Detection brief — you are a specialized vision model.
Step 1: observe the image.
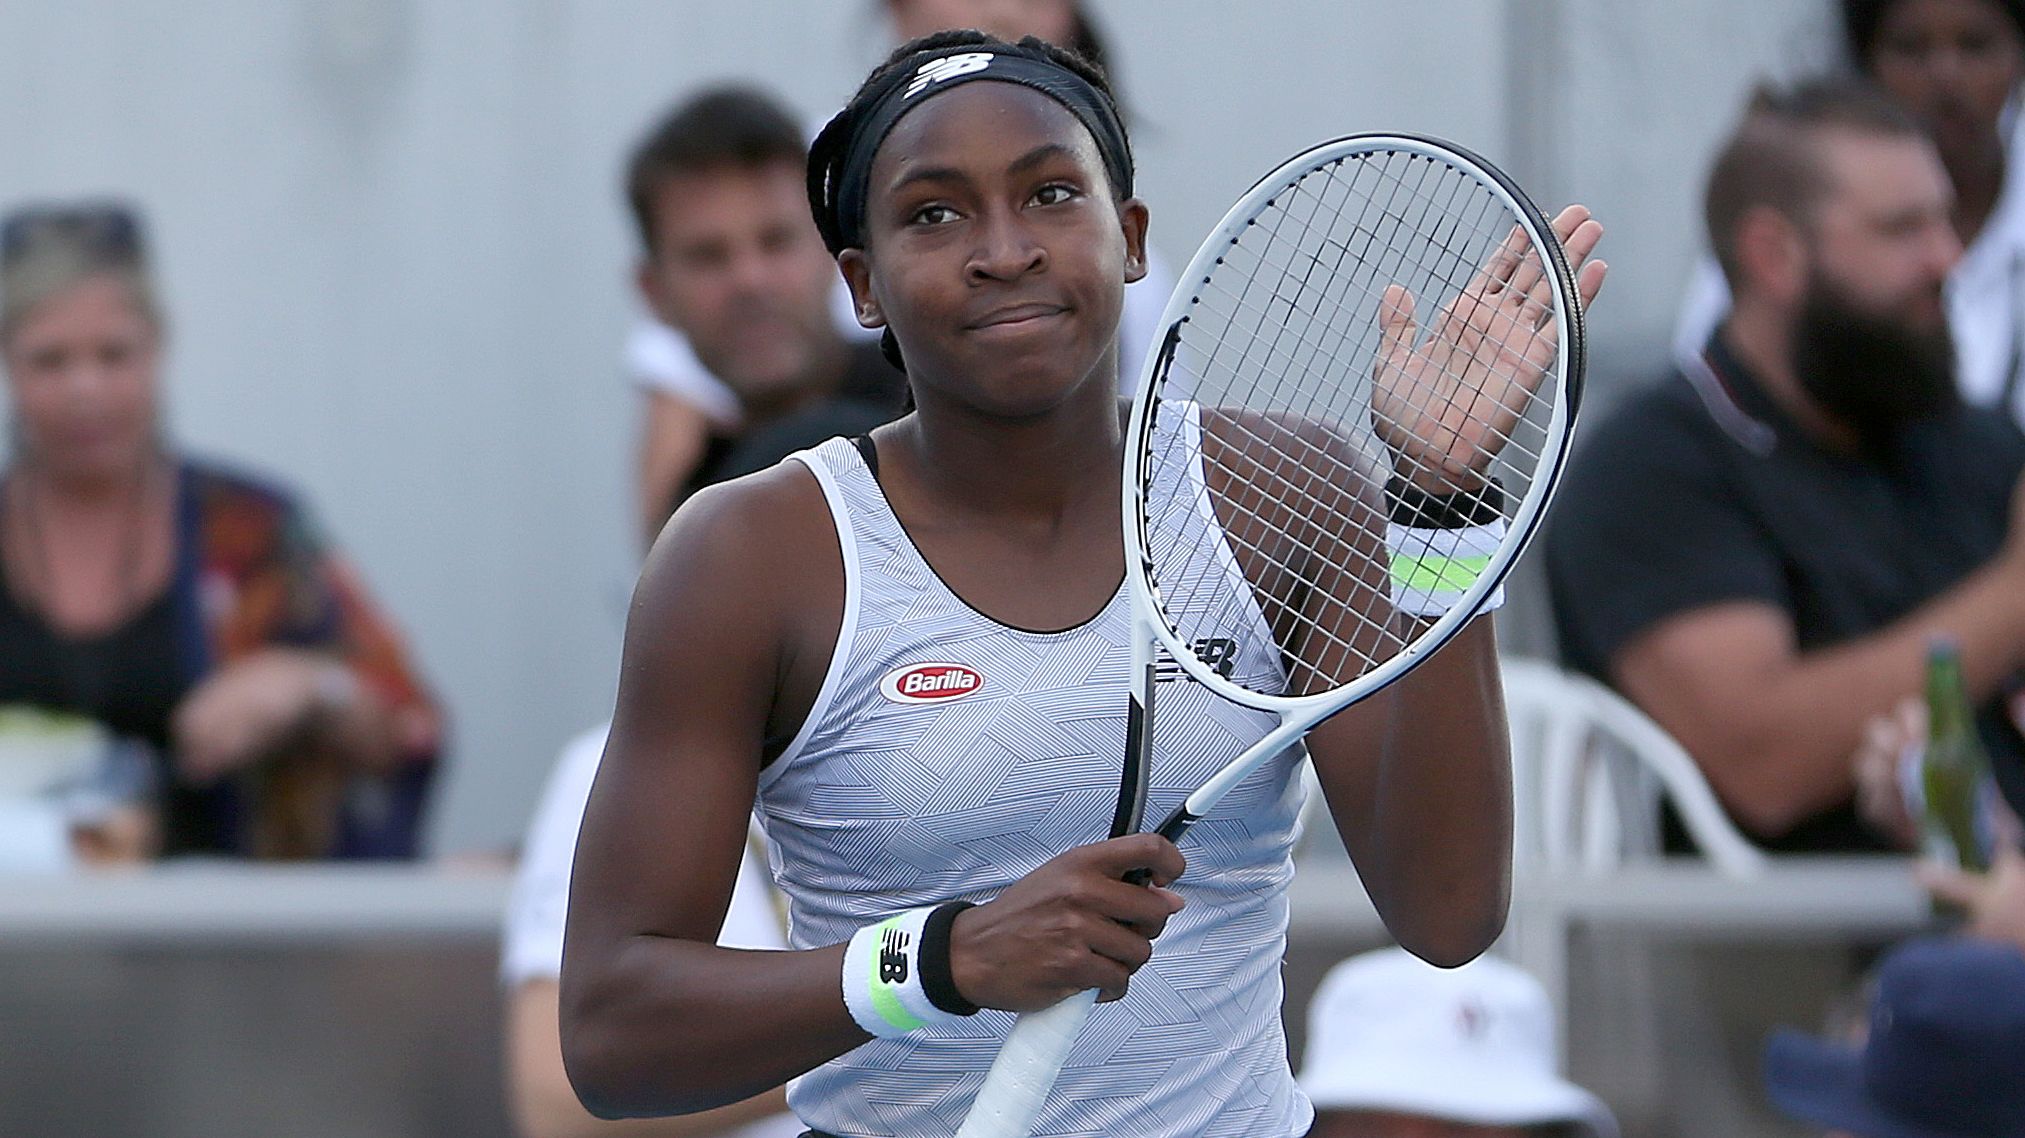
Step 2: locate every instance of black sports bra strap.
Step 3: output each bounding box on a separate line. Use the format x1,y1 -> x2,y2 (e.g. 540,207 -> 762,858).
852,434 -> 880,481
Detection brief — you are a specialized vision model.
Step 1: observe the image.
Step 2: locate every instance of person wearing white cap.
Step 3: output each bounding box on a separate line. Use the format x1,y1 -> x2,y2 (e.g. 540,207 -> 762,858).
1297,948 -> 1619,1138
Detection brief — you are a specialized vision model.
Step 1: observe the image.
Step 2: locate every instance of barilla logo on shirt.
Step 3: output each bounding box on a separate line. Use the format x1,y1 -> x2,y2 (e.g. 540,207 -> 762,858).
879,662 -> 986,705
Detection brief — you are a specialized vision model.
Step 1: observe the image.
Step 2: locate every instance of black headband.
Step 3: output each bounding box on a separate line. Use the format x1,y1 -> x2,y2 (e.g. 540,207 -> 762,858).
817,42 -> 1133,253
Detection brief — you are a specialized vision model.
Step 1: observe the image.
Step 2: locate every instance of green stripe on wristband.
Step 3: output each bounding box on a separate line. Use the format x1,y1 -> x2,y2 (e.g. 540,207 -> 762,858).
868,916 -> 925,1033
1389,552 -> 1492,594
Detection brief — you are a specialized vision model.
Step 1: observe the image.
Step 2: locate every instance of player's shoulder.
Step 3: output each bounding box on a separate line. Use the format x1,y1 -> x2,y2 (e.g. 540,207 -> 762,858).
638,455 -> 836,617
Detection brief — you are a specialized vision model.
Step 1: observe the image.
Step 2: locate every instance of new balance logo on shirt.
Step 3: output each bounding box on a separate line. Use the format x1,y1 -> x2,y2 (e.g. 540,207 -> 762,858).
1155,637 -> 1241,681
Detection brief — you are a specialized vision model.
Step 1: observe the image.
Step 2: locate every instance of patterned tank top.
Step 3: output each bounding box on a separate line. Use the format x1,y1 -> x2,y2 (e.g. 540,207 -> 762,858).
761,408 -> 1313,1138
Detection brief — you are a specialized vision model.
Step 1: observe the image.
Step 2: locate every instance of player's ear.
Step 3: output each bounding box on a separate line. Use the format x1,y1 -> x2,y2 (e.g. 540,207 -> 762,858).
1118,197 -> 1150,285
838,249 -> 886,329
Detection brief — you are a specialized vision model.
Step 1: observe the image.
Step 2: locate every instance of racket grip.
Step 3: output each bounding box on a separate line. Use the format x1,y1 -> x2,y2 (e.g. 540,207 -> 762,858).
954,989 -> 1098,1138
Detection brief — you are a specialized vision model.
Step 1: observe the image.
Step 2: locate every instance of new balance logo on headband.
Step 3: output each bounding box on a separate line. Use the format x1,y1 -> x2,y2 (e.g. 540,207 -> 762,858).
906,52 -> 994,98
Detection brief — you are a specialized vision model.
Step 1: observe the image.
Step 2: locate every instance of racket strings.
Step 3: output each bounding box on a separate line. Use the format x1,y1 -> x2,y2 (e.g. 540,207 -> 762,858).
1141,149 -> 1567,697
1182,180 -> 1547,481
1202,159 -> 1549,462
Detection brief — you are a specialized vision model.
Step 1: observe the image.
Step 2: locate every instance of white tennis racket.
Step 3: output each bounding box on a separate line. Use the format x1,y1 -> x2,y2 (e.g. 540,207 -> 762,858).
954,132 -> 1589,1138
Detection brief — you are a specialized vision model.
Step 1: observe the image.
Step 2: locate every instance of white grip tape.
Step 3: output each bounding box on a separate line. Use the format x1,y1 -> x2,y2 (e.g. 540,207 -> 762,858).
954,989 -> 1097,1138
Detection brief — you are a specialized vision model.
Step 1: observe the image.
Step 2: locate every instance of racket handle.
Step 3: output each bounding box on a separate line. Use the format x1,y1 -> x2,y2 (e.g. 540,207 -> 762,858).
954,989 -> 1098,1138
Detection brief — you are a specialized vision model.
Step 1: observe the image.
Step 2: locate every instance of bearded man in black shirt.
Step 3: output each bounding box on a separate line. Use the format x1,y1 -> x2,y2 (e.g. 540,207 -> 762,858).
1548,78 -> 2025,853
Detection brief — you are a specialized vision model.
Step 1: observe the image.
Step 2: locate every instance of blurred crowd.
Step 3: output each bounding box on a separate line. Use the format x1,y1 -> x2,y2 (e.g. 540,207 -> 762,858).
7,0 -> 2025,1136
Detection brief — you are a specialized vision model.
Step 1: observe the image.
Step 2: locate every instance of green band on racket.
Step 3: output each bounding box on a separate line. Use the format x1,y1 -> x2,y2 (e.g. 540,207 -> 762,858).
869,916 -> 926,1033
1389,553 -> 1492,594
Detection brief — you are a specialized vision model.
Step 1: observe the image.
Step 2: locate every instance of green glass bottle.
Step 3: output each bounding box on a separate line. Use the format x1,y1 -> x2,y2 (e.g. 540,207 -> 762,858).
1922,639 -> 1990,874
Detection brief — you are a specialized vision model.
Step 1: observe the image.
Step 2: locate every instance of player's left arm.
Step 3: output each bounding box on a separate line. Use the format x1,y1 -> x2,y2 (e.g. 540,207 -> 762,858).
1199,402 -> 1511,966
1268,419 -> 1510,967
1304,618 -> 1511,967
1304,205 -> 1604,964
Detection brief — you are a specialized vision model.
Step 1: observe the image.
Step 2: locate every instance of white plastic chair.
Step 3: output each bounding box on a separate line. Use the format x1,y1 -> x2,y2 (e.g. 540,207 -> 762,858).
1502,657 -> 1766,879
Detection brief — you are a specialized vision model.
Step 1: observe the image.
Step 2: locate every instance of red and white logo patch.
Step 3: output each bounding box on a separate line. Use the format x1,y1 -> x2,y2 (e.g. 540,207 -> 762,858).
879,662 -> 986,705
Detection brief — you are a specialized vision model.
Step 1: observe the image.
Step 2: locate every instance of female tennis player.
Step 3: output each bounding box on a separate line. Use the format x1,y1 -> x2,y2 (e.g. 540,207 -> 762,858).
562,31 -> 1605,1138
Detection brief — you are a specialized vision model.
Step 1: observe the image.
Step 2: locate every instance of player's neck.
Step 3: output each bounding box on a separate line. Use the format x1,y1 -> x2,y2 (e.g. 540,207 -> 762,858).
895,379 -> 1123,521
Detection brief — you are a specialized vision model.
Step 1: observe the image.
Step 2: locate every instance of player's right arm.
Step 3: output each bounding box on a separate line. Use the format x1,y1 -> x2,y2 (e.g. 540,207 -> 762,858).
564,466 -> 849,1119
560,463 -> 1183,1120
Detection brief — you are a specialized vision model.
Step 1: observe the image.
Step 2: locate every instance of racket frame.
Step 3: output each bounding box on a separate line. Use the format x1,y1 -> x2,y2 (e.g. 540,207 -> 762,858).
957,131 -> 1586,1138
1127,131 -> 1584,722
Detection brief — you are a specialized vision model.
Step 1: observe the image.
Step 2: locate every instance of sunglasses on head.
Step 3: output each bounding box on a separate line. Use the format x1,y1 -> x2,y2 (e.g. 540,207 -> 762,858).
0,202 -> 146,267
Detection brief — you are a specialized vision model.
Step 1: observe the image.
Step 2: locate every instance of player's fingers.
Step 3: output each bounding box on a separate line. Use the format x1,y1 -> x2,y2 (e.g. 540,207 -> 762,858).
1896,698 -> 1928,737
1577,259 -> 1608,311
1377,284 -> 1417,361
1082,918 -> 1156,973
1519,219 -> 1603,328
1504,241 -> 1549,305
1084,833 -> 1186,887
1070,952 -> 1134,1003
1556,214 -> 1604,266
1548,203 -> 1594,247
1860,712 -> 1897,753
1084,880 -> 1183,939
1475,224 -> 1527,293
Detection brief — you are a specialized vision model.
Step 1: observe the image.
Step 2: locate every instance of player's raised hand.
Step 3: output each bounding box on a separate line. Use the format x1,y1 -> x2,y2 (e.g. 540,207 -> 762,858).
949,834 -> 1186,1011
1372,203 -> 1605,493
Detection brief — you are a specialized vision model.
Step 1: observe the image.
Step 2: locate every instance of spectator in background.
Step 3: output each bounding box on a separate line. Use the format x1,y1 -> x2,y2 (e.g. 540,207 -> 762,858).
1297,948 -> 1618,1138
0,202 -> 440,860
1926,844 -> 2025,949
1545,79 -> 2025,853
501,728 -> 797,1138
1677,0 -> 2025,426
1762,936 -> 2025,1137
500,83 -> 906,1138
627,87 -> 907,543
881,0 -> 1101,71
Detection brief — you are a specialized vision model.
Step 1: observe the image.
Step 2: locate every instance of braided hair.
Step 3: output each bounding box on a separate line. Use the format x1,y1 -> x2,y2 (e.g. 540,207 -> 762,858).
807,30 -> 1131,373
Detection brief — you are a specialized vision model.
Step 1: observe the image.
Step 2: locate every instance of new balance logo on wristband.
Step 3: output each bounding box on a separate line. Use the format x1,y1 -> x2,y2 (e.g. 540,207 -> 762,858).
879,928 -> 911,985
843,905 -> 976,1040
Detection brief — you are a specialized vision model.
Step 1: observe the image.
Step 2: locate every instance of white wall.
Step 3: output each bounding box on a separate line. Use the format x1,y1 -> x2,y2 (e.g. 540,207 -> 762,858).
0,0 -> 1838,853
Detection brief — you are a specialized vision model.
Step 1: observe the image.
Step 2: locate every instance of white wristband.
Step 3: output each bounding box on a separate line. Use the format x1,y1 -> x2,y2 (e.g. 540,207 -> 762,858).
841,906 -> 969,1038
1386,521 -> 1507,618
